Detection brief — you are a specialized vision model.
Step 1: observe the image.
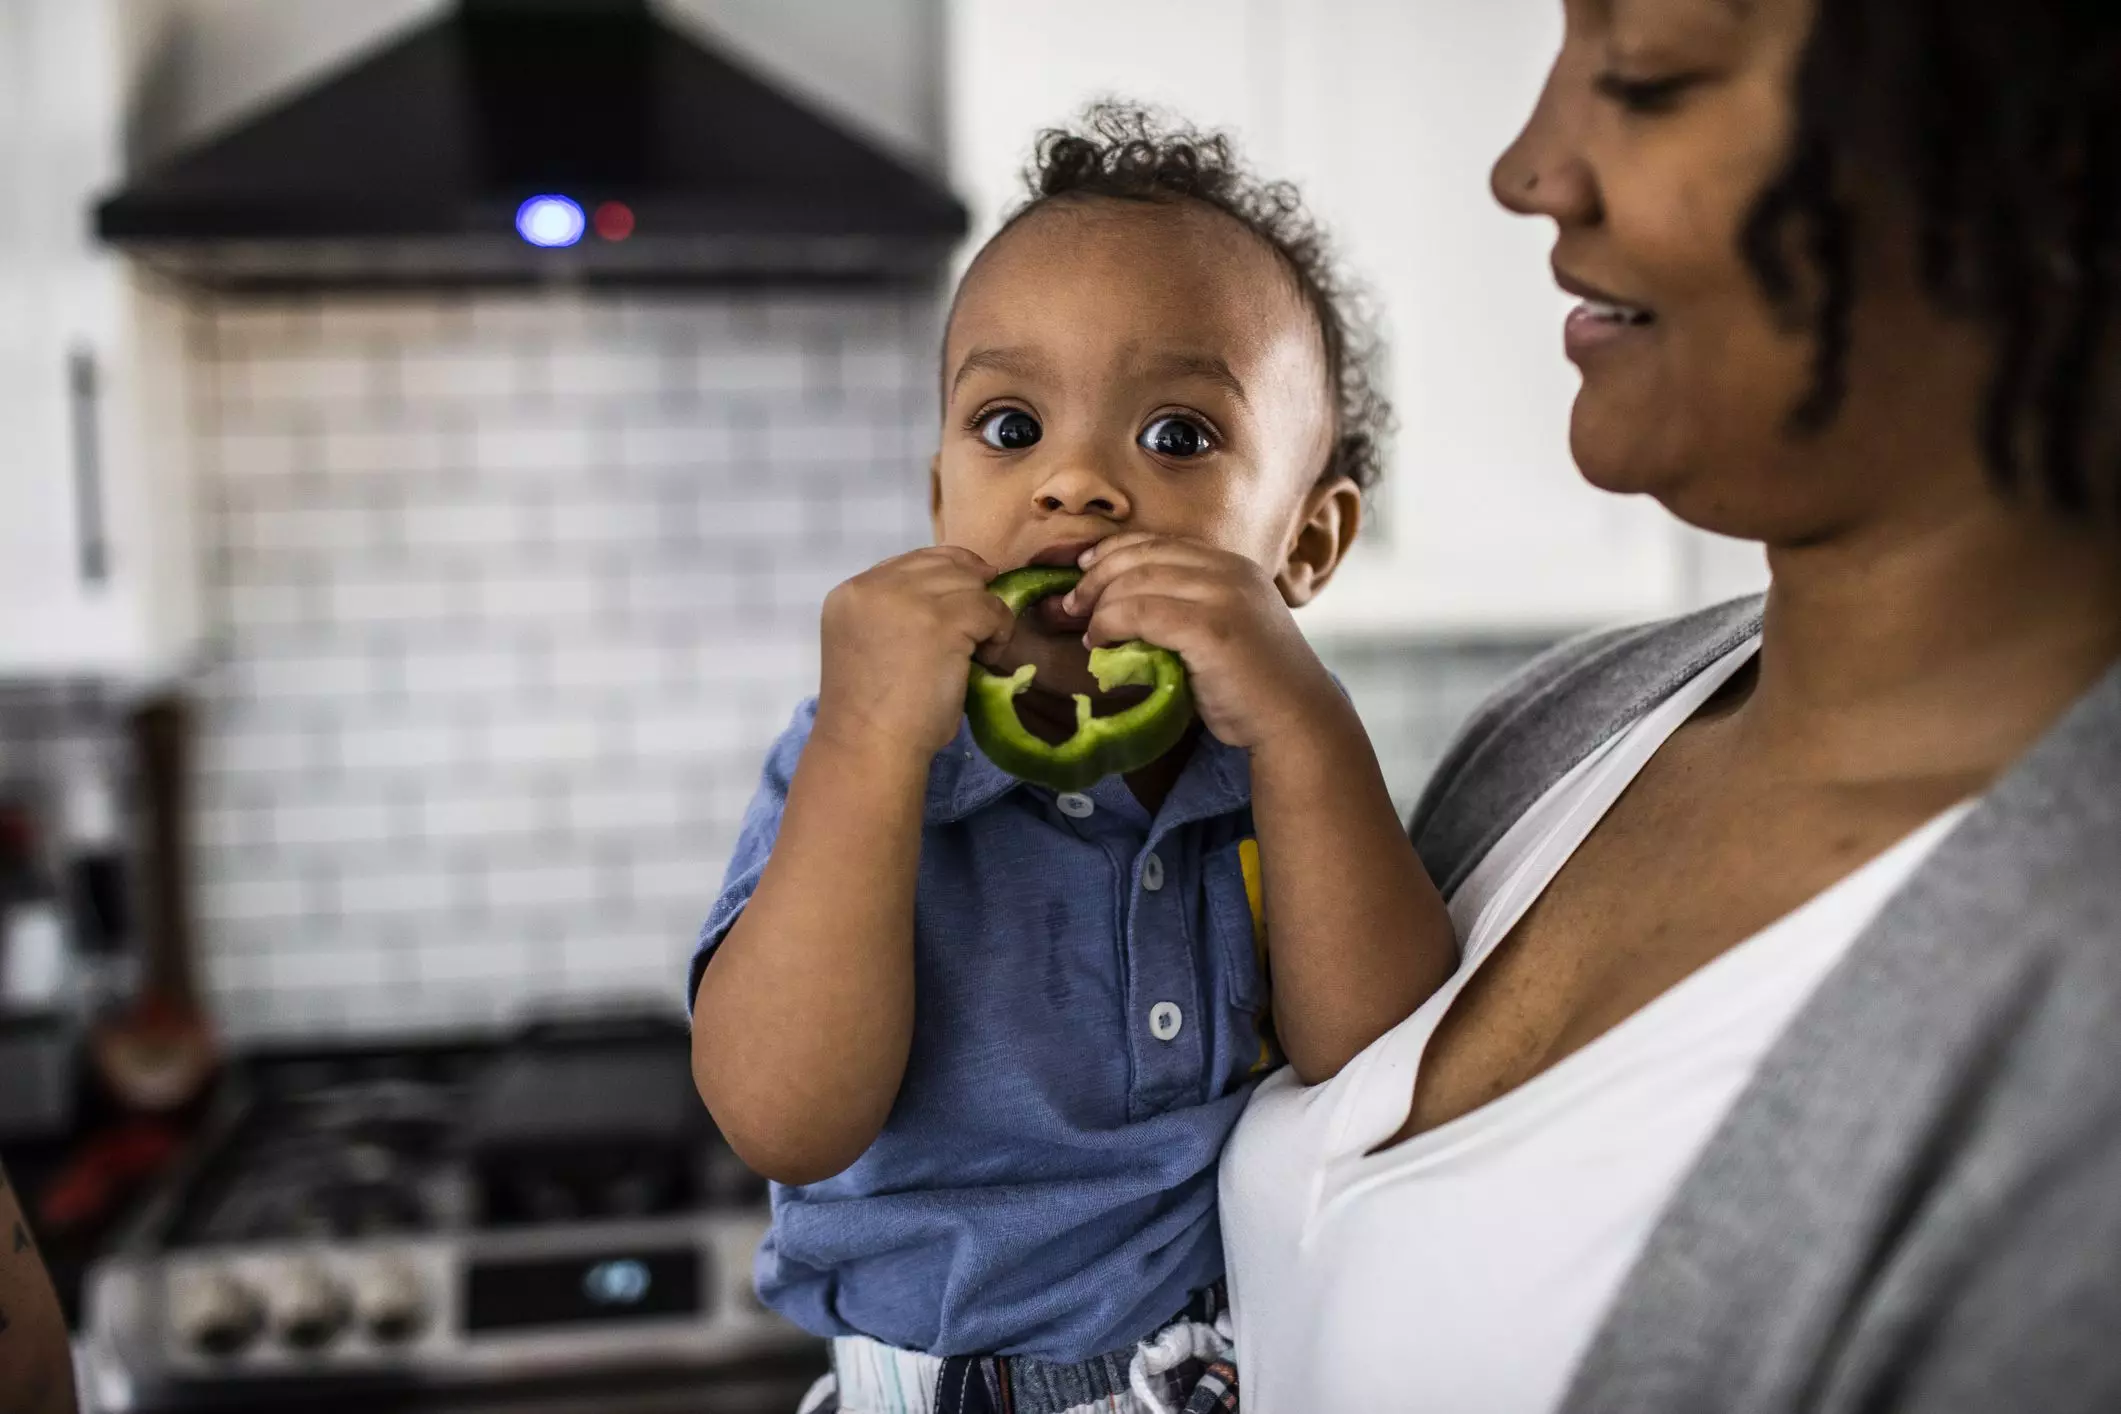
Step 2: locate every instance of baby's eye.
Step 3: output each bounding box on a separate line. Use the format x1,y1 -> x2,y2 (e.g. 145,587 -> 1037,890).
1140,415 -> 1213,459
977,409 -> 1043,451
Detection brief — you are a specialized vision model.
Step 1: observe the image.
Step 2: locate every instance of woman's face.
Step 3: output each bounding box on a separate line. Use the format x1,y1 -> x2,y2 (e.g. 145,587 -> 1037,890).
1495,0 -> 1992,544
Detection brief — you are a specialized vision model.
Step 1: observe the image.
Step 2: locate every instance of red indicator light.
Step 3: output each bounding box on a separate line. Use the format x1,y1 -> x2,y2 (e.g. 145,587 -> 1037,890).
594,201 -> 636,242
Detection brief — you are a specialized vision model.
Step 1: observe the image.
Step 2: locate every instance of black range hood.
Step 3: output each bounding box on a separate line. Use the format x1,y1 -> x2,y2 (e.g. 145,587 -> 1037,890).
96,0 -> 968,291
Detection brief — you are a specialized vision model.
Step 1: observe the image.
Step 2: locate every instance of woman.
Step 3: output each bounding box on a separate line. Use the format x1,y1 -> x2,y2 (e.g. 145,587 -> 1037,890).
1221,0 -> 2121,1410
0,1160 -> 76,1414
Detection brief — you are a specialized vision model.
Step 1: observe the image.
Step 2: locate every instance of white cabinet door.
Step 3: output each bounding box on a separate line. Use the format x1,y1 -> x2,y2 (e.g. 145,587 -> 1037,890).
947,0 -> 1281,241
0,0 -> 78,625
945,0 -> 1769,636
0,0 -> 201,680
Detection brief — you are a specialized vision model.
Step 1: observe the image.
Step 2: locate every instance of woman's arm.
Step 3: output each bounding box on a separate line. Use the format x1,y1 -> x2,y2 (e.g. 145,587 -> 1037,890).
0,1161 -> 77,1414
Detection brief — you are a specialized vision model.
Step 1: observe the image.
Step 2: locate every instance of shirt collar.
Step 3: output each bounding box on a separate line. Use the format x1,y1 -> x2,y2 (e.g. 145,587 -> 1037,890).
923,719 -> 1252,827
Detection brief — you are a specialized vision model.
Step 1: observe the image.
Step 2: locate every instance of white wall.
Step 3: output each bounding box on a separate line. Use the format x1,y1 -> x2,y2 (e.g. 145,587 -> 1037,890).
123,0 -> 944,171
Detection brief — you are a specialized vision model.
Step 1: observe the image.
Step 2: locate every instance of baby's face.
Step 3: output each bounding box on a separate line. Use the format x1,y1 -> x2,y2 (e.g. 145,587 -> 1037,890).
935,197 -> 1338,694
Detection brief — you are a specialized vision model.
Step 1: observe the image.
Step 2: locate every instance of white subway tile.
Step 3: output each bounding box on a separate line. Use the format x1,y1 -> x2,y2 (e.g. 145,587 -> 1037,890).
225,581 -> 319,631
765,416 -> 882,466
469,294 -> 593,341
245,354 -> 380,405
694,348 -> 807,395
543,638 -> 671,693
484,713 -> 608,767
626,703 -> 750,760
412,940 -> 514,986
700,493 -> 807,543
215,429 -> 314,481
335,722 -> 465,773
211,301 -> 321,353
616,420 -> 737,471
197,729 -> 324,779
337,864 -> 459,917
400,647 -> 527,701
200,874 -> 316,923
474,422 -> 597,475
398,348 -> 520,401
321,427 -> 448,480
563,781 -> 691,834
481,859 -> 602,910
559,930 -> 671,986
629,852 -> 717,909
469,568 -> 602,624
399,498 -> 531,553
239,652 -> 377,702
271,798 -> 398,847
326,574 -> 462,626
266,946 -> 379,991
547,347 -> 669,400
316,298 -> 466,347
418,786 -> 547,842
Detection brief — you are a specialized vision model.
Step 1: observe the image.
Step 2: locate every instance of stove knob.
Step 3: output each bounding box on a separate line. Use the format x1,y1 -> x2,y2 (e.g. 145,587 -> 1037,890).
353,1258 -> 430,1344
171,1269 -> 266,1358
269,1262 -> 352,1351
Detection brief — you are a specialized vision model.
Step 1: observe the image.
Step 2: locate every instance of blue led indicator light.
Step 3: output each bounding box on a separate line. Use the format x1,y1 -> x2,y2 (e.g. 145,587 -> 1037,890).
583,1259 -> 651,1306
516,195 -> 587,248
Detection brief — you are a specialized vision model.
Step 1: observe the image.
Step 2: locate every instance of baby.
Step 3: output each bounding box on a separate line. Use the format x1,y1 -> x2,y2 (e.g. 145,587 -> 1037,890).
689,105 -> 1455,1414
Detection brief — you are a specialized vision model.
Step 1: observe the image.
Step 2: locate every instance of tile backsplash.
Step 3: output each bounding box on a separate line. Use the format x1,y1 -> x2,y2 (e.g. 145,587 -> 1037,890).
5,291 -> 1553,1042
188,292 -> 939,1039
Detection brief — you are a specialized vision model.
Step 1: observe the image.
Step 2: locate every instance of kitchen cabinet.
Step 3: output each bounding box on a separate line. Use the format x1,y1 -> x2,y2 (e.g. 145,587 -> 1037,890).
0,0 -> 202,680
946,0 -> 1769,637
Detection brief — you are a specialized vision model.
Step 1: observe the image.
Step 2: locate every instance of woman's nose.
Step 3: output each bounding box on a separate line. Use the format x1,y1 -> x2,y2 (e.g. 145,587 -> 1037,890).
1031,460 -> 1130,519
1492,59 -> 1600,226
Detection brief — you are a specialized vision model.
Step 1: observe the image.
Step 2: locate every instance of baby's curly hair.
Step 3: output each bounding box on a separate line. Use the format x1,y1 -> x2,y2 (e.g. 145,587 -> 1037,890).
994,102 -> 1392,494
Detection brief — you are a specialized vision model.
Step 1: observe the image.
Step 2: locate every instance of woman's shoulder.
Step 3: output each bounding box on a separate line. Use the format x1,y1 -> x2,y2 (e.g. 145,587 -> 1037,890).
1408,596 -> 1765,895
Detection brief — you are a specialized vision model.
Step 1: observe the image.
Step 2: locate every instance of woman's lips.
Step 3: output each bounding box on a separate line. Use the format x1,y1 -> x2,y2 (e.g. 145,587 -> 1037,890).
1564,299 -> 1658,363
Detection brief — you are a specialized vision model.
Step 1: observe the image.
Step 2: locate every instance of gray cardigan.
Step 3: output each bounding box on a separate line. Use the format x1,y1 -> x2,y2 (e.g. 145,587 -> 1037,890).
1406,596 -> 2121,1414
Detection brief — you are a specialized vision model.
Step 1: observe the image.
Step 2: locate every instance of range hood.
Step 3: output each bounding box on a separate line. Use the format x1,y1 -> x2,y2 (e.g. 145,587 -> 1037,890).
96,0 -> 968,291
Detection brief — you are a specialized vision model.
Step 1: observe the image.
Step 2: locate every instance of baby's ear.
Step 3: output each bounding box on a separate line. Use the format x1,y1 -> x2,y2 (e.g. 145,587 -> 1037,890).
1278,476 -> 1363,607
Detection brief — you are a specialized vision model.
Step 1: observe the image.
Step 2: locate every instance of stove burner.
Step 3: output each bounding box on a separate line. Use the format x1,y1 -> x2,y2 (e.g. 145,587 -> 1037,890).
185,1078 -> 467,1246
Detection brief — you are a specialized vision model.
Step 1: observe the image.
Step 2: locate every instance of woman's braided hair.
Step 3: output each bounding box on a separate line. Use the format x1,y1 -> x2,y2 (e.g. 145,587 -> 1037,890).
1747,0 -> 2121,519
997,102 -> 1392,493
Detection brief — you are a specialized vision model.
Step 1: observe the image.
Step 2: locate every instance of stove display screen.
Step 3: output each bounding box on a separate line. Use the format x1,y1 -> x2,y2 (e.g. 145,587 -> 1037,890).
465,1248 -> 703,1332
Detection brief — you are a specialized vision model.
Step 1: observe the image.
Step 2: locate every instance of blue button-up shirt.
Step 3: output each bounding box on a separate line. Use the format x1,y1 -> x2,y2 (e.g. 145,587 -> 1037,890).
689,698 -> 1273,1362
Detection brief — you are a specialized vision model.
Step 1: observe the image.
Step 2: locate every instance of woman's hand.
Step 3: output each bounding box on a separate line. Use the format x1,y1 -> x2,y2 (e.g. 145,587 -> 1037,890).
1066,534 -> 1341,750
816,546 -> 1017,759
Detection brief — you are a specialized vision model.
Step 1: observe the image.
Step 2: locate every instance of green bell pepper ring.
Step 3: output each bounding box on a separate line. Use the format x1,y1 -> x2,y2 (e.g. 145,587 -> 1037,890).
964,565 -> 1195,793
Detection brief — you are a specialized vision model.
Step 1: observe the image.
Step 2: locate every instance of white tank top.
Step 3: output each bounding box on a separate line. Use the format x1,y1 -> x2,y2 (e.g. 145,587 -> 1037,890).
1218,636 -> 1972,1414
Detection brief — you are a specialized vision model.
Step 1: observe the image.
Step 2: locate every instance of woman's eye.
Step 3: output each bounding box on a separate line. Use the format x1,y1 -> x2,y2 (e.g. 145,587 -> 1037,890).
1593,72 -> 1699,116
976,409 -> 1042,451
1140,416 -> 1212,459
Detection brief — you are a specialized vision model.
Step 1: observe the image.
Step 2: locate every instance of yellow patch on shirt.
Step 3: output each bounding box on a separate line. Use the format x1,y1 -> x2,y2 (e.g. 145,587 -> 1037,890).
1240,838 -> 1282,1074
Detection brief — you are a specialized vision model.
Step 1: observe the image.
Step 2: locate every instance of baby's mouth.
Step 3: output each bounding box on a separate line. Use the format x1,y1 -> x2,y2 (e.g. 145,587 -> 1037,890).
1032,596 -> 1092,636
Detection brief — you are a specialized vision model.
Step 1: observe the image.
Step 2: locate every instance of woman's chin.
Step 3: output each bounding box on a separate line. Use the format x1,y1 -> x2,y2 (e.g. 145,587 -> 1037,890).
1568,396 -> 1689,499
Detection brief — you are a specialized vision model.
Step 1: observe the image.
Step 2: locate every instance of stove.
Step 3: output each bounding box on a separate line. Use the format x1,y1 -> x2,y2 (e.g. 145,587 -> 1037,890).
77,1019 -> 820,1411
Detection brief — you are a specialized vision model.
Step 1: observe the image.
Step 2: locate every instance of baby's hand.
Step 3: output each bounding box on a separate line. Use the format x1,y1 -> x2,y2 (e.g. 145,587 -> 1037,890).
1066,535 -> 1341,751
817,547 -> 1017,759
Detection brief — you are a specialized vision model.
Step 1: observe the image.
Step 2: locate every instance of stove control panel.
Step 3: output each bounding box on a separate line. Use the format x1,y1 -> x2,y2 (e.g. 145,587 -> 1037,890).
86,1211 -> 807,1386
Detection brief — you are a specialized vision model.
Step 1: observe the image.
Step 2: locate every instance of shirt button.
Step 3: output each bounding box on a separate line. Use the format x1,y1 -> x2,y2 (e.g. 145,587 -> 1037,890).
1149,1002 -> 1184,1042
1141,853 -> 1166,892
1056,792 -> 1095,819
